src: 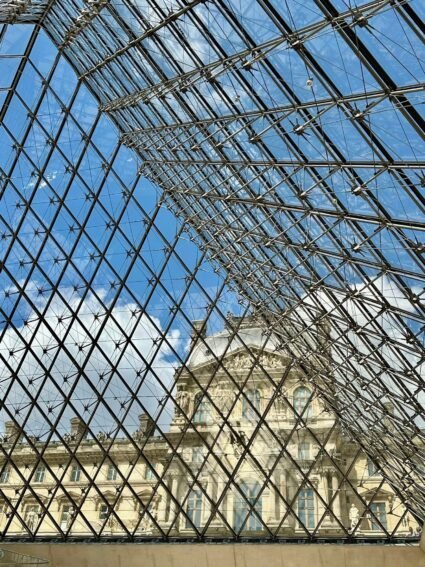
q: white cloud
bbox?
[0,286,181,440]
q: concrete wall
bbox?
[4,543,425,567]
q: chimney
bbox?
[317,316,331,344]
[225,312,240,331]
[190,320,207,347]
[4,421,20,444]
[70,417,88,442]
[383,401,395,430]
[138,413,155,438]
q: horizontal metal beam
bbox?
[119,83,425,140]
[98,0,403,111]
[139,157,424,170]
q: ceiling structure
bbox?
[0,0,424,543]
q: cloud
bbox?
[0,286,181,440]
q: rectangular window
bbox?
[186,490,202,529]
[145,465,155,480]
[234,486,262,532]
[367,458,380,477]
[70,465,81,482]
[242,390,260,422]
[298,443,310,461]
[107,464,117,481]
[192,447,203,463]
[60,504,72,530]
[298,488,315,529]
[34,465,45,483]
[99,504,109,521]
[370,502,387,531]
[0,466,10,483]
[193,394,211,424]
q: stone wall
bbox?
[4,543,425,567]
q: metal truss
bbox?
[0,0,424,543]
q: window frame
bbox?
[60,504,74,530]
[0,466,10,483]
[370,502,387,531]
[70,464,81,482]
[186,489,203,529]
[107,464,118,481]
[242,389,261,421]
[99,503,109,521]
[293,386,313,419]
[34,464,46,483]
[145,465,156,481]
[193,392,211,424]
[298,488,315,529]
[298,442,311,461]
[234,480,262,532]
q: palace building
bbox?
[0,319,419,540]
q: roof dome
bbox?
[188,317,281,368]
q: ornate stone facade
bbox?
[0,322,419,539]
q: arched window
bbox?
[234,481,262,532]
[186,490,202,528]
[293,386,312,418]
[298,488,315,529]
[242,389,261,421]
[193,392,210,424]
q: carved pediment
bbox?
[224,349,287,371]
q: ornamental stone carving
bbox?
[225,352,282,370]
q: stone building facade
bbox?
[0,320,419,539]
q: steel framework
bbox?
[0,0,424,543]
